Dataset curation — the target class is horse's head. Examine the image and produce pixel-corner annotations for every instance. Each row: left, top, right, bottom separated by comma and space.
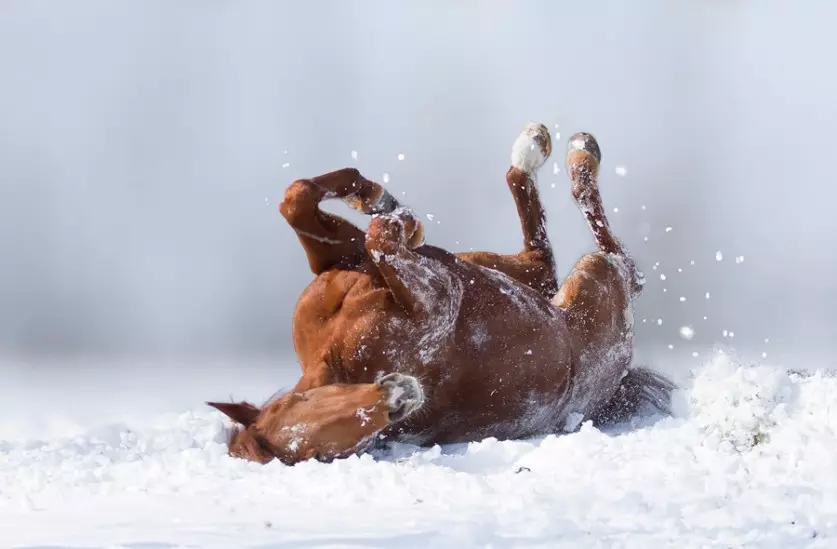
207, 373, 424, 464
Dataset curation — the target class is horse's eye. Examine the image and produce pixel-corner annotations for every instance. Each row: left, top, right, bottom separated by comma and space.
251, 431, 277, 459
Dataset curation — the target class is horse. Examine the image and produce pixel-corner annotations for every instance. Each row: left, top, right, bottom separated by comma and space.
207, 124, 676, 465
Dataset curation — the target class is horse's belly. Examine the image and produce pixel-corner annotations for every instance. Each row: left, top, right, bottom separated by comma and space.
561, 333, 633, 420
391, 313, 576, 445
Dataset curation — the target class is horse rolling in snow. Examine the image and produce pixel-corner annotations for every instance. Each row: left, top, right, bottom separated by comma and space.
208, 124, 676, 464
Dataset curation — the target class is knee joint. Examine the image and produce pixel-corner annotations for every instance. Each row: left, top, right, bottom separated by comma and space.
279, 179, 319, 222
365, 215, 405, 257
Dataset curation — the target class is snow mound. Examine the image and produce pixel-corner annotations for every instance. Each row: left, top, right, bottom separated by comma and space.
2, 351, 836, 548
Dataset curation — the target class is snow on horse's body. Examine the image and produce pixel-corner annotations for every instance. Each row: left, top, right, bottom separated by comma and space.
293, 244, 576, 446
208, 125, 675, 465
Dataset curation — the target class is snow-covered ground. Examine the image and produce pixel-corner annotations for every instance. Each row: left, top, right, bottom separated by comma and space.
2, 351, 836, 549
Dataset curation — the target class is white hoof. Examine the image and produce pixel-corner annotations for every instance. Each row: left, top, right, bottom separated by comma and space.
511, 122, 551, 175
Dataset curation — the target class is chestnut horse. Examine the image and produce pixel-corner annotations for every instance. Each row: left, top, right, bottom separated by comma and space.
208, 125, 676, 465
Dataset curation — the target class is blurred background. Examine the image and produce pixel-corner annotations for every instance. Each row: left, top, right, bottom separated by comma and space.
1, 1, 835, 432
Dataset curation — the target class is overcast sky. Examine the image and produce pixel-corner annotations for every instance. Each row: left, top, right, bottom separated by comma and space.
0, 1, 834, 369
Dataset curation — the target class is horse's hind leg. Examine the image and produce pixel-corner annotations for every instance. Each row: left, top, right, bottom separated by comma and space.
457, 123, 559, 298
554, 133, 642, 417
556, 132, 642, 322
564, 133, 644, 295
280, 168, 413, 274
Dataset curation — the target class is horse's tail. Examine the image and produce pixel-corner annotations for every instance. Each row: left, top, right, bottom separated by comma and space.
589, 366, 678, 427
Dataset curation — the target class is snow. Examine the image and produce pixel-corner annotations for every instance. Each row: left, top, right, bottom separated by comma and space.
3, 352, 836, 548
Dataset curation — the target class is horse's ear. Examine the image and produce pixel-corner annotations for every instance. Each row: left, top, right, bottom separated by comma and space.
206, 401, 261, 426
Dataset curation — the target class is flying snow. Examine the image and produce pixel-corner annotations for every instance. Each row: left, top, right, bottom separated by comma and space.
679, 326, 695, 340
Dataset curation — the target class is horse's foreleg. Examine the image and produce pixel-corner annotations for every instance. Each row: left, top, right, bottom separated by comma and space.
365, 208, 456, 317
280, 168, 403, 275
565, 133, 644, 296
457, 123, 558, 298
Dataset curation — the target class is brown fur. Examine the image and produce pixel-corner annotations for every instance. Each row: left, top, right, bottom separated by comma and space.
208, 125, 675, 464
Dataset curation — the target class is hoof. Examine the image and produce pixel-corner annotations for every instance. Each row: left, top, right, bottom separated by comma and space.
511, 122, 551, 174
377, 373, 424, 423
567, 132, 601, 163
398, 207, 425, 249
566, 132, 601, 183
346, 181, 399, 216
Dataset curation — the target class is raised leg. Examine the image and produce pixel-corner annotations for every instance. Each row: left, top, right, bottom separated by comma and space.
457, 123, 559, 298
563, 133, 645, 295
365, 207, 458, 317
279, 168, 412, 275
554, 133, 641, 417
208, 373, 424, 464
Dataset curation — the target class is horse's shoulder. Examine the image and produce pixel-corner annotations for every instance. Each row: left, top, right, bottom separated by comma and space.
297, 268, 399, 325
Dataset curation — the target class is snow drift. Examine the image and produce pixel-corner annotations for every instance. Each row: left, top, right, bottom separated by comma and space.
1, 351, 835, 548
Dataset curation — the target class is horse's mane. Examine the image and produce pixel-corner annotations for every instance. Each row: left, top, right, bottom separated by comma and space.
262, 386, 292, 407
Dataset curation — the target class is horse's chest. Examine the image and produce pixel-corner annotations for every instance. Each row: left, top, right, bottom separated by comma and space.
293, 273, 393, 364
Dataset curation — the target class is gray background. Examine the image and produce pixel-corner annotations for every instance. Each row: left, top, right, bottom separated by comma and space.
1, 0, 834, 382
